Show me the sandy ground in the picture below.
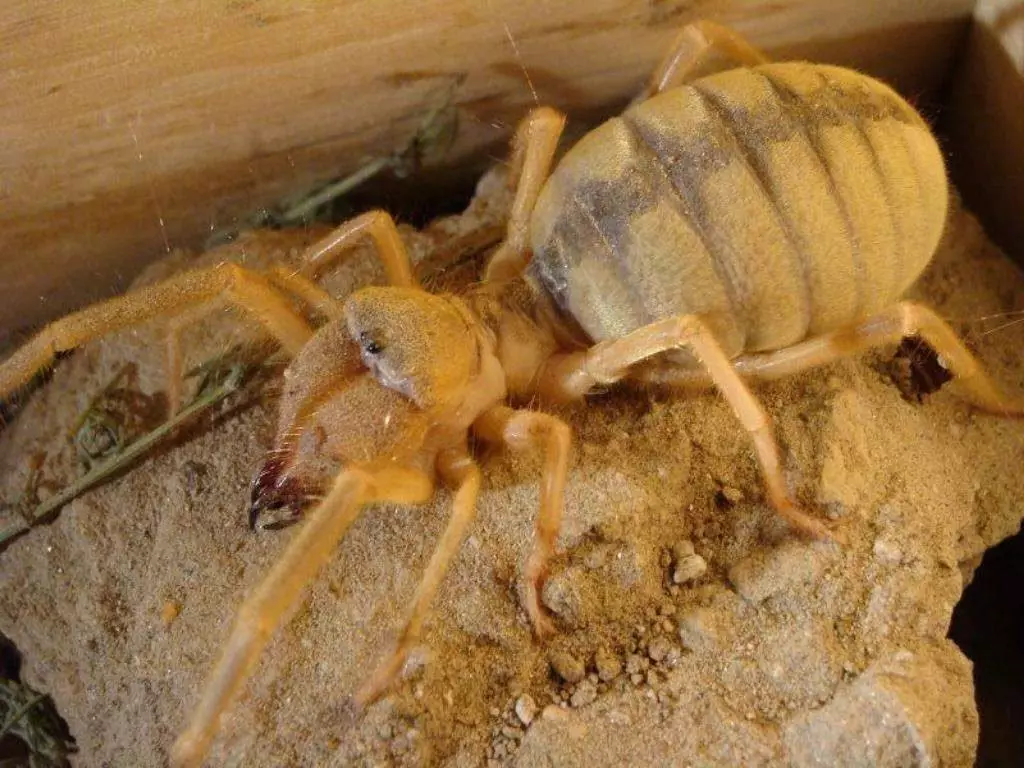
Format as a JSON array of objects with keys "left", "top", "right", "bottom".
[{"left": 1, "top": 169, "right": 1023, "bottom": 767}]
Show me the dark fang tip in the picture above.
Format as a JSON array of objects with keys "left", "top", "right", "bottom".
[
  {"left": 248, "top": 493, "right": 303, "bottom": 532},
  {"left": 250, "top": 456, "right": 286, "bottom": 506},
  {"left": 247, "top": 500, "right": 264, "bottom": 531},
  {"left": 247, "top": 457, "right": 309, "bottom": 531}
]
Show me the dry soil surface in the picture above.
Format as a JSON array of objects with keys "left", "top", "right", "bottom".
[{"left": 1, "top": 170, "right": 1023, "bottom": 767}]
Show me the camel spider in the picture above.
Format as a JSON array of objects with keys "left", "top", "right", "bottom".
[{"left": 0, "top": 20, "right": 1021, "bottom": 767}]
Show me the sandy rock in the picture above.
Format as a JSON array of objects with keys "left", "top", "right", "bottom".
[
  {"left": 671, "top": 540, "right": 708, "bottom": 584},
  {"left": 569, "top": 680, "right": 597, "bottom": 708},
  {"left": 677, "top": 606, "right": 726, "bottom": 653},
  {"left": 515, "top": 685, "right": 781, "bottom": 767},
  {"left": 541, "top": 566, "right": 586, "bottom": 626},
  {"left": 514, "top": 695, "right": 538, "bottom": 727},
  {"left": 673, "top": 552, "right": 707, "bottom": 584},
  {"left": 607, "top": 541, "right": 646, "bottom": 589},
  {"left": 817, "top": 391, "right": 877, "bottom": 514},
  {"left": 873, "top": 537, "right": 904, "bottom": 565},
  {"left": 783, "top": 643, "right": 978, "bottom": 767},
  {"left": 727, "top": 540, "right": 829, "bottom": 603},
  {"left": 549, "top": 650, "right": 586, "bottom": 684},
  {"left": 646, "top": 635, "right": 674, "bottom": 663},
  {"left": 593, "top": 647, "right": 622, "bottom": 682}
]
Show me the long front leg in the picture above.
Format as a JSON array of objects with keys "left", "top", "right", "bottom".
[
  {"left": 638, "top": 19, "right": 770, "bottom": 101},
  {"left": 483, "top": 107, "right": 566, "bottom": 283},
  {"left": 474, "top": 406, "right": 571, "bottom": 638},
  {"left": 163, "top": 265, "right": 344, "bottom": 416},
  {"left": 171, "top": 462, "right": 434, "bottom": 768},
  {"left": 539, "top": 315, "right": 833, "bottom": 539},
  {"left": 356, "top": 445, "right": 482, "bottom": 706},
  {"left": 0, "top": 263, "right": 313, "bottom": 403}
]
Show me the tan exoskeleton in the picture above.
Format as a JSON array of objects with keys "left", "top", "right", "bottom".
[{"left": 0, "top": 20, "right": 1021, "bottom": 767}]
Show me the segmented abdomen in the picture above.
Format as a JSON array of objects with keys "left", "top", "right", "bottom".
[{"left": 528, "top": 62, "right": 948, "bottom": 356}]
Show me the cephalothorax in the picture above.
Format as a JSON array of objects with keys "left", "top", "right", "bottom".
[{"left": 0, "top": 21, "right": 1020, "bottom": 767}]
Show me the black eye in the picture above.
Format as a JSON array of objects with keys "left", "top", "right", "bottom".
[{"left": 360, "top": 332, "right": 383, "bottom": 355}]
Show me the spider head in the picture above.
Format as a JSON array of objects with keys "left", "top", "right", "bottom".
[
  {"left": 247, "top": 287, "right": 481, "bottom": 530},
  {"left": 343, "top": 286, "right": 480, "bottom": 410}
]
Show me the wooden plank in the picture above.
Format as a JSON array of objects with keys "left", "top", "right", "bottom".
[
  {"left": 0, "top": 0, "right": 972, "bottom": 336},
  {"left": 944, "top": 0, "right": 1024, "bottom": 266}
]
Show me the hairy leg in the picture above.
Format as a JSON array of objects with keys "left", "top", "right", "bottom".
[
  {"left": 163, "top": 299, "right": 232, "bottom": 414},
  {"left": 356, "top": 445, "right": 482, "bottom": 706},
  {"left": 299, "top": 209, "right": 417, "bottom": 287},
  {"left": 163, "top": 266, "right": 344, "bottom": 414},
  {"left": 638, "top": 19, "right": 770, "bottom": 101},
  {"left": 473, "top": 405, "right": 571, "bottom": 637},
  {"left": 539, "top": 315, "right": 833, "bottom": 539},
  {"left": 0, "top": 263, "right": 313, "bottom": 403},
  {"left": 266, "top": 265, "right": 345, "bottom": 322},
  {"left": 171, "top": 462, "right": 434, "bottom": 768},
  {"left": 483, "top": 107, "right": 566, "bottom": 283}
]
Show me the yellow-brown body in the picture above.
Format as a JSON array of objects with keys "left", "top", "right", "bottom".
[{"left": 529, "top": 63, "right": 949, "bottom": 358}]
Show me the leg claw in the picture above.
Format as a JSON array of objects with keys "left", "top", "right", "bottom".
[
  {"left": 790, "top": 511, "right": 847, "bottom": 546},
  {"left": 525, "top": 575, "right": 557, "bottom": 640}
]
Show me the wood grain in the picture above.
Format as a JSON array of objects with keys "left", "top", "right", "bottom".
[
  {"left": 944, "top": 0, "right": 1024, "bottom": 267},
  {"left": 0, "top": 0, "right": 972, "bottom": 335}
]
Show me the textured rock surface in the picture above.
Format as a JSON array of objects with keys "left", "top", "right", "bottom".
[
  {"left": 0, "top": 170, "right": 1022, "bottom": 766},
  {"left": 783, "top": 645, "right": 978, "bottom": 767}
]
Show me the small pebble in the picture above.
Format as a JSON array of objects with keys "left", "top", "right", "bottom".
[
  {"left": 542, "top": 568, "right": 585, "bottom": 623},
  {"left": 570, "top": 680, "right": 598, "bottom": 708},
  {"left": 515, "top": 694, "right": 537, "bottom": 726},
  {"left": 673, "top": 553, "right": 707, "bottom": 584},
  {"left": 625, "top": 654, "right": 644, "bottom": 676},
  {"left": 594, "top": 647, "right": 622, "bottom": 682},
  {"left": 550, "top": 649, "right": 586, "bottom": 684},
  {"left": 647, "top": 636, "right": 672, "bottom": 663},
  {"left": 674, "top": 541, "right": 695, "bottom": 559},
  {"left": 727, "top": 540, "right": 825, "bottom": 603},
  {"left": 721, "top": 486, "right": 745, "bottom": 504}
]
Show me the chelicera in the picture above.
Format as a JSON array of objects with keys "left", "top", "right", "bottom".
[{"left": 0, "top": 20, "right": 1020, "bottom": 767}]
